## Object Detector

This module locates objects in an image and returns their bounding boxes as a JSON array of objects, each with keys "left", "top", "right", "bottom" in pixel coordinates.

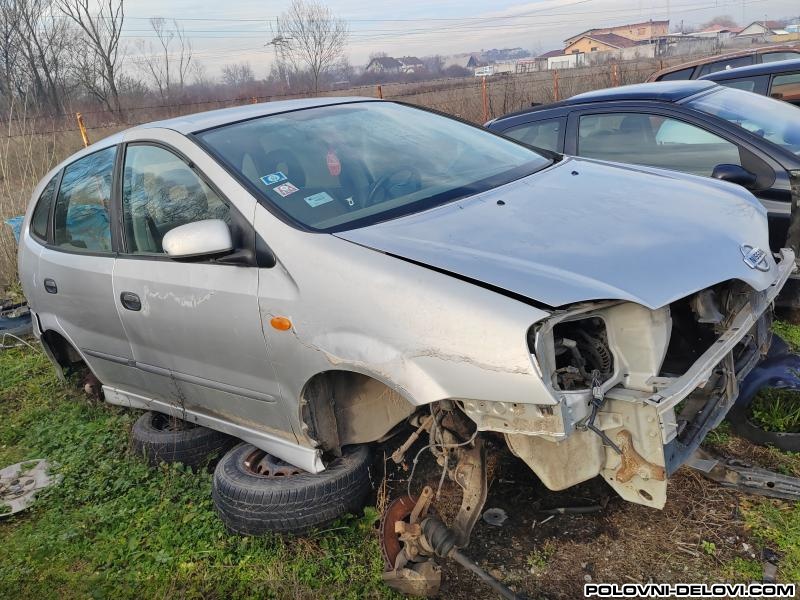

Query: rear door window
[
  {"left": 697, "top": 55, "right": 754, "bottom": 76},
  {"left": 502, "top": 118, "right": 564, "bottom": 152},
  {"left": 770, "top": 72, "right": 800, "bottom": 104},
  {"left": 30, "top": 174, "right": 59, "bottom": 243},
  {"left": 717, "top": 75, "right": 769, "bottom": 94},
  {"left": 52, "top": 147, "right": 115, "bottom": 253},
  {"left": 656, "top": 67, "right": 695, "bottom": 81},
  {"left": 762, "top": 52, "right": 800, "bottom": 63}
]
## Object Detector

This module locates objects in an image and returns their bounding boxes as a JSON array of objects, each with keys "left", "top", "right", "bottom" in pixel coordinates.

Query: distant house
[
  {"left": 736, "top": 21, "right": 789, "bottom": 37},
  {"left": 364, "top": 56, "right": 426, "bottom": 75},
  {"left": 537, "top": 49, "right": 566, "bottom": 59},
  {"left": 564, "top": 19, "right": 669, "bottom": 47},
  {"left": 565, "top": 33, "right": 639, "bottom": 55},
  {"left": 443, "top": 53, "right": 484, "bottom": 70},
  {"left": 397, "top": 56, "right": 425, "bottom": 73},
  {"left": 365, "top": 56, "right": 403, "bottom": 74}
]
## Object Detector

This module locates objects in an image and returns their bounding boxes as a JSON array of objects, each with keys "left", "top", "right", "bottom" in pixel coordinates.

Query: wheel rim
[
  {"left": 151, "top": 412, "right": 195, "bottom": 432},
  {"left": 242, "top": 448, "right": 304, "bottom": 477}
]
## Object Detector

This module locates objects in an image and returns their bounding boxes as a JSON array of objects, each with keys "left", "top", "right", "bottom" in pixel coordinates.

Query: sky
[{"left": 122, "top": 0, "right": 800, "bottom": 76}]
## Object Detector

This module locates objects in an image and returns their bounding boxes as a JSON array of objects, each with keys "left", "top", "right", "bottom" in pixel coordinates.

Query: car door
[
  {"left": 33, "top": 145, "right": 147, "bottom": 394},
  {"left": 111, "top": 135, "right": 294, "bottom": 438},
  {"left": 566, "top": 106, "right": 790, "bottom": 250}
]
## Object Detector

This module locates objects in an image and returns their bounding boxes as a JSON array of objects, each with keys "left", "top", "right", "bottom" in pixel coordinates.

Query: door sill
[{"left": 102, "top": 386, "right": 324, "bottom": 473}]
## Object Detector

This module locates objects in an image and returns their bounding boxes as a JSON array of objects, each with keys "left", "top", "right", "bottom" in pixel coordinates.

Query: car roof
[
  {"left": 136, "top": 96, "right": 377, "bottom": 134},
  {"left": 699, "top": 57, "right": 800, "bottom": 80},
  {"left": 566, "top": 80, "right": 716, "bottom": 103},
  {"left": 49, "top": 97, "right": 380, "bottom": 175},
  {"left": 487, "top": 81, "right": 717, "bottom": 125},
  {"left": 647, "top": 45, "right": 800, "bottom": 80}
]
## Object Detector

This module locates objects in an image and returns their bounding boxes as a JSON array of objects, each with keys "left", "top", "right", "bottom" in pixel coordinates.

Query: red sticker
[{"left": 326, "top": 149, "right": 341, "bottom": 177}]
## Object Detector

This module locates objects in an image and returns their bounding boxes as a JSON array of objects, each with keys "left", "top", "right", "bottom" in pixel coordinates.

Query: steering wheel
[{"left": 366, "top": 166, "right": 422, "bottom": 207}]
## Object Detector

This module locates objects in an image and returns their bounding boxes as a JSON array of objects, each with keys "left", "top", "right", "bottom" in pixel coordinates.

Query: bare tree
[
  {"left": 273, "top": 0, "right": 349, "bottom": 93},
  {"left": 221, "top": 62, "right": 255, "bottom": 88},
  {"left": 56, "top": 0, "right": 124, "bottom": 115},
  {"left": 135, "top": 17, "right": 192, "bottom": 101},
  {"left": 11, "top": 0, "right": 73, "bottom": 112}
]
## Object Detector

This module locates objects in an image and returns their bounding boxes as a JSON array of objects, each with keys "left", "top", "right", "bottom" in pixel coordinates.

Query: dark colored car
[
  {"left": 486, "top": 81, "right": 800, "bottom": 252},
  {"left": 647, "top": 46, "right": 800, "bottom": 81},
  {"left": 699, "top": 58, "right": 800, "bottom": 105}
]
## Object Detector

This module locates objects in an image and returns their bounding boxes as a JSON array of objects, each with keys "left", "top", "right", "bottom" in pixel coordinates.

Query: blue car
[{"left": 486, "top": 80, "right": 800, "bottom": 253}]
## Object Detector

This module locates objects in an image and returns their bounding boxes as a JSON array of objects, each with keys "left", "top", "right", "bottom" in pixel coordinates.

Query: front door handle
[
  {"left": 120, "top": 291, "right": 142, "bottom": 311},
  {"left": 43, "top": 278, "right": 57, "bottom": 294}
]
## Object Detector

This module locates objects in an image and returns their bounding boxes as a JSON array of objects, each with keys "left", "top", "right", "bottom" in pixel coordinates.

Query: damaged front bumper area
[{"left": 461, "top": 249, "right": 795, "bottom": 509}]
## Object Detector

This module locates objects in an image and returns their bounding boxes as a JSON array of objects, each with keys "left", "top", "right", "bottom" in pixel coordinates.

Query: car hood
[{"left": 335, "top": 157, "right": 779, "bottom": 309}]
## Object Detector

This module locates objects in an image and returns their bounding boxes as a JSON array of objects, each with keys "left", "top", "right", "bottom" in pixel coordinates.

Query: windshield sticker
[
  {"left": 326, "top": 149, "right": 341, "bottom": 176},
  {"left": 274, "top": 182, "right": 299, "bottom": 197},
  {"left": 304, "top": 192, "right": 335, "bottom": 207},
  {"left": 260, "top": 171, "right": 287, "bottom": 186}
]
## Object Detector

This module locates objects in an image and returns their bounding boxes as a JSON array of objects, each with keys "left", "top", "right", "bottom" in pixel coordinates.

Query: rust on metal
[
  {"left": 614, "top": 429, "right": 666, "bottom": 484},
  {"left": 380, "top": 494, "right": 417, "bottom": 568}
]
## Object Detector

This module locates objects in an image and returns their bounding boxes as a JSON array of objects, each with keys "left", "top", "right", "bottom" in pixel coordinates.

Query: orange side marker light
[{"left": 270, "top": 316, "right": 293, "bottom": 331}]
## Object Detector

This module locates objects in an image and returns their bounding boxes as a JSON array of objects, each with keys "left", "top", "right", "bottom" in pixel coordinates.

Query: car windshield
[
  {"left": 195, "top": 101, "right": 551, "bottom": 231},
  {"left": 686, "top": 86, "right": 800, "bottom": 155}
]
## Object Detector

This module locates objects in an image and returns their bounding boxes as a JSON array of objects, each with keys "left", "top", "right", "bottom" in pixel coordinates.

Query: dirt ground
[{"left": 379, "top": 433, "right": 778, "bottom": 600}]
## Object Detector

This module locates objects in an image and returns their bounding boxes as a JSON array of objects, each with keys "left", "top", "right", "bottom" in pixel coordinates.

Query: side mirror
[
  {"left": 162, "top": 219, "right": 233, "bottom": 259},
  {"left": 711, "top": 164, "right": 758, "bottom": 188}
]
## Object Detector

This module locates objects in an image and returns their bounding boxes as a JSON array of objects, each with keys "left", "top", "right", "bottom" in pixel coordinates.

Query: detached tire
[
  {"left": 131, "top": 411, "right": 235, "bottom": 469},
  {"left": 212, "top": 443, "right": 372, "bottom": 535}
]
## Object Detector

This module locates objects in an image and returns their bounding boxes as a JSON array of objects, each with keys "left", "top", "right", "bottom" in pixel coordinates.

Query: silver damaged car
[{"left": 17, "top": 98, "right": 794, "bottom": 579}]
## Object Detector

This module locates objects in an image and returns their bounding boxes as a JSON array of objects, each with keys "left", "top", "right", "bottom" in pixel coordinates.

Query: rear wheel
[
  {"left": 131, "top": 411, "right": 235, "bottom": 469},
  {"left": 212, "top": 443, "right": 372, "bottom": 535}
]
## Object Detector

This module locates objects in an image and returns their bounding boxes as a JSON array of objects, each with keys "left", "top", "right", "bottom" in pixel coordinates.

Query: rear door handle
[
  {"left": 120, "top": 291, "right": 142, "bottom": 311},
  {"left": 43, "top": 278, "right": 57, "bottom": 294}
]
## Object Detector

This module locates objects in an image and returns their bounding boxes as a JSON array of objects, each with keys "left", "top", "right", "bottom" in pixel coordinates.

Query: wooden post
[
  {"left": 611, "top": 63, "right": 620, "bottom": 87},
  {"left": 552, "top": 70, "right": 560, "bottom": 102},
  {"left": 76, "top": 113, "right": 89, "bottom": 148},
  {"left": 376, "top": 84, "right": 383, "bottom": 99},
  {"left": 482, "top": 76, "right": 488, "bottom": 122}
]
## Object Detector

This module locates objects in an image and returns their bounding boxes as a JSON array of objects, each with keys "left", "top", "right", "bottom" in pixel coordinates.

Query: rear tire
[
  {"left": 131, "top": 411, "right": 235, "bottom": 469},
  {"left": 212, "top": 443, "right": 372, "bottom": 535}
]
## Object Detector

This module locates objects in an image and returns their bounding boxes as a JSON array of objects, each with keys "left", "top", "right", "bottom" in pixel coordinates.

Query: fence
[{"left": 0, "top": 53, "right": 703, "bottom": 286}]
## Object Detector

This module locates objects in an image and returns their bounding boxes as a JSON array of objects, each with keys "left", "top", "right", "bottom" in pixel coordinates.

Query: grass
[{"left": 0, "top": 347, "right": 391, "bottom": 599}]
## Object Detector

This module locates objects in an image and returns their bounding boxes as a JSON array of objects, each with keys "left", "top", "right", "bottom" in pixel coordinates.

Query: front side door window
[
  {"left": 122, "top": 144, "right": 230, "bottom": 254},
  {"left": 577, "top": 112, "right": 742, "bottom": 177},
  {"left": 52, "top": 146, "right": 116, "bottom": 253}
]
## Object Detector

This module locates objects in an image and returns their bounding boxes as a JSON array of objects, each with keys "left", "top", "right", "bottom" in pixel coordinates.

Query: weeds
[{"left": 0, "top": 347, "right": 390, "bottom": 599}]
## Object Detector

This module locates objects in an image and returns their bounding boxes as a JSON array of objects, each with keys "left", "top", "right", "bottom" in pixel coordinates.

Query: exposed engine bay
[{"left": 380, "top": 250, "right": 794, "bottom": 597}]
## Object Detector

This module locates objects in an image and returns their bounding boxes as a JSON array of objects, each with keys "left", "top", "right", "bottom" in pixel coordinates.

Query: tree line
[{"left": 0, "top": 0, "right": 355, "bottom": 119}]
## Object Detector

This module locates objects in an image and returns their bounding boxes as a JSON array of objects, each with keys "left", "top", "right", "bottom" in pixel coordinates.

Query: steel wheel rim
[{"left": 242, "top": 448, "right": 304, "bottom": 478}]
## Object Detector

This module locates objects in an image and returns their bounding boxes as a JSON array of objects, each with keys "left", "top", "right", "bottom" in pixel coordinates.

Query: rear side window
[
  {"left": 717, "top": 75, "right": 769, "bottom": 94},
  {"left": 30, "top": 175, "right": 58, "bottom": 242},
  {"left": 762, "top": 52, "right": 800, "bottom": 63},
  {"left": 53, "top": 146, "right": 116, "bottom": 253},
  {"left": 657, "top": 67, "right": 695, "bottom": 81},
  {"left": 502, "top": 119, "right": 563, "bottom": 153},
  {"left": 697, "top": 55, "right": 753, "bottom": 77}
]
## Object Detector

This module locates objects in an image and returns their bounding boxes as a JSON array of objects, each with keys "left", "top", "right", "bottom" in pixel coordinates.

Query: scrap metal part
[
  {"left": 0, "top": 459, "right": 59, "bottom": 517},
  {"left": 688, "top": 448, "right": 800, "bottom": 501}
]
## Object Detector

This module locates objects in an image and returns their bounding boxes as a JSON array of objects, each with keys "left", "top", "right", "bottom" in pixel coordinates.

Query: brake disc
[
  {"left": 379, "top": 494, "right": 417, "bottom": 568},
  {"left": 0, "top": 460, "right": 59, "bottom": 517}
]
